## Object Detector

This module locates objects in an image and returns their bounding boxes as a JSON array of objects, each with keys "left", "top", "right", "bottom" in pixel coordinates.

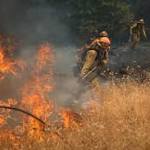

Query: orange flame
[
  {"left": 20, "top": 43, "right": 55, "bottom": 139},
  {"left": 0, "top": 99, "right": 17, "bottom": 126},
  {"left": 60, "top": 108, "right": 82, "bottom": 128},
  {"left": 0, "top": 115, "right": 5, "bottom": 125},
  {"left": 0, "top": 47, "right": 25, "bottom": 80},
  {"left": 0, "top": 41, "right": 83, "bottom": 144}
]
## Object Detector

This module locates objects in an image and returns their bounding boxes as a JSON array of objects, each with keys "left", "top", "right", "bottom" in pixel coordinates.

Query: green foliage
[
  {"left": 134, "top": 0, "right": 150, "bottom": 24},
  {"left": 44, "top": 0, "right": 150, "bottom": 42},
  {"left": 62, "top": 0, "right": 132, "bottom": 40}
]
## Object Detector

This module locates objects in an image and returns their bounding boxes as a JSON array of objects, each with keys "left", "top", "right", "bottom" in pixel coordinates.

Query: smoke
[
  {"left": 0, "top": 0, "right": 86, "bottom": 110},
  {"left": 0, "top": 0, "right": 72, "bottom": 45},
  {"left": 0, "top": 0, "right": 113, "bottom": 112},
  {"left": 0, "top": 0, "right": 77, "bottom": 74}
]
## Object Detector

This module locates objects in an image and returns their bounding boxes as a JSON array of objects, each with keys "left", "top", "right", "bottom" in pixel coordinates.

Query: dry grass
[{"left": 0, "top": 81, "right": 150, "bottom": 150}]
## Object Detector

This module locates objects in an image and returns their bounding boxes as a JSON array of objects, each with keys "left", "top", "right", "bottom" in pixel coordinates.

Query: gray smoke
[
  {"left": 0, "top": 0, "right": 90, "bottom": 111},
  {"left": 0, "top": 0, "right": 76, "bottom": 72},
  {"left": 0, "top": 0, "right": 72, "bottom": 45}
]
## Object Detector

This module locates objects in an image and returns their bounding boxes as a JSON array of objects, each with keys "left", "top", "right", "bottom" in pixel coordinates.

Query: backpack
[
  {"left": 73, "top": 45, "right": 89, "bottom": 77},
  {"left": 73, "top": 42, "right": 101, "bottom": 77},
  {"left": 73, "top": 37, "right": 110, "bottom": 77}
]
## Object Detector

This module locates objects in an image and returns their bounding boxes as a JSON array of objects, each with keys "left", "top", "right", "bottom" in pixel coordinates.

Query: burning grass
[
  {"left": 0, "top": 82, "right": 150, "bottom": 150},
  {"left": 0, "top": 38, "right": 150, "bottom": 149},
  {"left": 0, "top": 35, "right": 25, "bottom": 80}
]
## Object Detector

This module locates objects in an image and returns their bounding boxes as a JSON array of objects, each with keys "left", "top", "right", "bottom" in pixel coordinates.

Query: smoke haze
[
  {"left": 0, "top": 0, "right": 72, "bottom": 45},
  {"left": 0, "top": 0, "right": 83, "bottom": 109}
]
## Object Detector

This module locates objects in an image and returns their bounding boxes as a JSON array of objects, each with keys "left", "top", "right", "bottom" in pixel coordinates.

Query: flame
[
  {"left": 0, "top": 41, "right": 83, "bottom": 144},
  {"left": 0, "top": 99, "right": 17, "bottom": 126},
  {"left": 20, "top": 43, "right": 54, "bottom": 139},
  {"left": 0, "top": 47, "right": 25, "bottom": 80},
  {"left": 0, "top": 47, "right": 16, "bottom": 75},
  {"left": 0, "top": 36, "right": 149, "bottom": 149},
  {"left": 0, "top": 42, "right": 56, "bottom": 142},
  {"left": 0, "top": 129, "right": 21, "bottom": 149},
  {"left": 0, "top": 115, "right": 5, "bottom": 125},
  {"left": 60, "top": 108, "right": 82, "bottom": 128}
]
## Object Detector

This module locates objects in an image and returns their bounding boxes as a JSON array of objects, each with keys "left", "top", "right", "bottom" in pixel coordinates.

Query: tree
[{"left": 61, "top": 0, "right": 132, "bottom": 42}]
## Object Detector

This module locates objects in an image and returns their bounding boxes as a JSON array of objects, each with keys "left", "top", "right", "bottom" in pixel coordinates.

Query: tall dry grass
[{"left": 0, "top": 81, "right": 150, "bottom": 150}]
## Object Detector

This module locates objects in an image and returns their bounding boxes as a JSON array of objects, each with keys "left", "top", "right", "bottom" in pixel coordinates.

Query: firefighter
[
  {"left": 79, "top": 31, "right": 111, "bottom": 93},
  {"left": 129, "top": 18, "right": 147, "bottom": 49}
]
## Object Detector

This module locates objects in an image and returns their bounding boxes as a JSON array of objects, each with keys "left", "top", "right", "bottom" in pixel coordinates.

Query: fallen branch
[{"left": 0, "top": 105, "right": 46, "bottom": 125}]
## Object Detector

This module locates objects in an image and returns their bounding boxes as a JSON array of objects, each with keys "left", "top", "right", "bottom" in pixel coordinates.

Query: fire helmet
[
  {"left": 99, "top": 31, "right": 108, "bottom": 37},
  {"left": 138, "top": 19, "right": 144, "bottom": 24},
  {"left": 99, "top": 37, "right": 111, "bottom": 45},
  {"left": 99, "top": 37, "right": 111, "bottom": 48}
]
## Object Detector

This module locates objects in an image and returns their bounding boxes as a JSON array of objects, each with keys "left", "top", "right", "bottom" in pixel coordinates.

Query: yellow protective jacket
[{"left": 80, "top": 37, "right": 110, "bottom": 78}]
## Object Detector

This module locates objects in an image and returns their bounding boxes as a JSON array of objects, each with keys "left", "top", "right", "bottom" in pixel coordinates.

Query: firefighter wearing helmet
[
  {"left": 78, "top": 30, "right": 111, "bottom": 92},
  {"left": 129, "top": 18, "right": 147, "bottom": 49}
]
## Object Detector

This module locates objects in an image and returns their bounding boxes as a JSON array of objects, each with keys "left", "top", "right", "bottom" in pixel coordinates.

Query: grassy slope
[{"left": 0, "top": 81, "right": 150, "bottom": 150}]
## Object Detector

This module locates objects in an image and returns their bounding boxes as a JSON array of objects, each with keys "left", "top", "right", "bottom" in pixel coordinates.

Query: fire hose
[{"left": 0, "top": 105, "right": 46, "bottom": 126}]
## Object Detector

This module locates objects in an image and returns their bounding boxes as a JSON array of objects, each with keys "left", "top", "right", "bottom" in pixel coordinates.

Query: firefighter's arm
[
  {"left": 130, "top": 24, "right": 136, "bottom": 34},
  {"left": 142, "top": 26, "right": 147, "bottom": 39},
  {"left": 107, "top": 46, "right": 110, "bottom": 52},
  {"left": 87, "top": 39, "right": 99, "bottom": 49},
  {"left": 129, "top": 29, "right": 132, "bottom": 42},
  {"left": 130, "top": 26, "right": 133, "bottom": 36},
  {"left": 129, "top": 23, "right": 136, "bottom": 41},
  {"left": 80, "top": 50, "right": 97, "bottom": 77}
]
